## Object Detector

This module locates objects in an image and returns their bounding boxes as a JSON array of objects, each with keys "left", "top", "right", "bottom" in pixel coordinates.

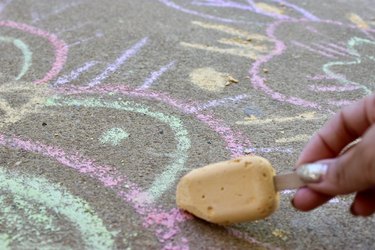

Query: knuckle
[
  {"left": 355, "top": 141, "right": 375, "bottom": 186},
  {"left": 329, "top": 159, "right": 348, "bottom": 191},
  {"left": 364, "top": 94, "right": 375, "bottom": 124}
]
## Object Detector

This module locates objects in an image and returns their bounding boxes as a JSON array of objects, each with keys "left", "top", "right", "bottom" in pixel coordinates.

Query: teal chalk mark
[
  {"left": 46, "top": 96, "right": 191, "bottom": 202},
  {"left": 0, "top": 233, "right": 10, "bottom": 250},
  {"left": 0, "top": 194, "right": 59, "bottom": 249},
  {"left": 0, "top": 167, "right": 114, "bottom": 249},
  {"left": 323, "top": 37, "right": 375, "bottom": 95},
  {"left": 100, "top": 128, "right": 129, "bottom": 146},
  {"left": 0, "top": 36, "right": 32, "bottom": 80}
]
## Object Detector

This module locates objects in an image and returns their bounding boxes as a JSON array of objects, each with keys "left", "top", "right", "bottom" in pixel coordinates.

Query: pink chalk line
[
  {"left": 0, "top": 133, "right": 190, "bottom": 249},
  {"left": 0, "top": 133, "right": 275, "bottom": 249},
  {"left": 308, "top": 84, "right": 361, "bottom": 92},
  {"left": 249, "top": 18, "right": 375, "bottom": 110},
  {"left": 55, "top": 85, "right": 253, "bottom": 157},
  {"left": 190, "top": 94, "right": 249, "bottom": 112},
  {"left": 137, "top": 61, "right": 176, "bottom": 90},
  {"left": 291, "top": 40, "right": 337, "bottom": 59},
  {"left": 88, "top": 37, "right": 148, "bottom": 87},
  {"left": 307, "top": 74, "right": 340, "bottom": 81},
  {"left": 250, "top": 20, "right": 322, "bottom": 110},
  {"left": 326, "top": 43, "right": 356, "bottom": 56},
  {"left": 326, "top": 99, "right": 355, "bottom": 107},
  {"left": 0, "top": 21, "right": 68, "bottom": 84},
  {"left": 312, "top": 43, "right": 351, "bottom": 57}
]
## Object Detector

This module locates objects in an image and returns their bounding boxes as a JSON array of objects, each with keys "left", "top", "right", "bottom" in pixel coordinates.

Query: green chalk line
[
  {"left": 0, "top": 233, "right": 10, "bottom": 250},
  {"left": 100, "top": 128, "right": 129, "bottom": 146},
  {"left": 46, "top": 96, "right": 191, "bottom": 202},
  {"left": 0, "top": 167, "right": 114, "bottom": 249},
  {"left": 0, "top": 36, "right": 32, "bottom": 80},
  {"left": 323, "top": 37, "right": 375, "bottom": 95}
]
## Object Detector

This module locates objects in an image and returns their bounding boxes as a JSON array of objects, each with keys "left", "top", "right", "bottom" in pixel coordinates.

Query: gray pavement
[{"left": 0, "top": 0, "right": 375, "bottom": 249}]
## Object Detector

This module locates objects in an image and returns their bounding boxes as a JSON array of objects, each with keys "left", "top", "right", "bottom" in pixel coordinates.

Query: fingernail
[{"left": 296, "top": 163, "right": 328, "bottom": 183}]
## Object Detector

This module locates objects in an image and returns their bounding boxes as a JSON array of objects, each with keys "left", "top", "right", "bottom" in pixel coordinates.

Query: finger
[
  {"left": 300, "top": 125, "right": 375, "bottom": 196},
  {"left": 350, "top": 187, "right": 375, "bottom": 217},
  {"left": 296, "top": 94, "right": 375, "bottom": 166},
  {"left": 292, "top": 187, "right": 332, "bottom": 211}
]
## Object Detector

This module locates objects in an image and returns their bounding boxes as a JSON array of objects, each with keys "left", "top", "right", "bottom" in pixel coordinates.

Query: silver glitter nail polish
[{"left": 296, "top": 163, "right": 328, "bottom": 183}]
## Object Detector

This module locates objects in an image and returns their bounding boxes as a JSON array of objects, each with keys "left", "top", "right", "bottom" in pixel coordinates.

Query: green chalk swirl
[
  {"left": 323, "top": 37, "right": 375, "bottom": 95},
  {"left": 100, "top": 128, "right": 129, "bottom": 146},
  {"left": 0, "top": 167, "right": 114, "bottom": 249},
  {"left": 46, "top": 96, "right": 191, "bottom": 202},
  {"left": 0, "top": 36, "right": 32, "bottom": 80}
]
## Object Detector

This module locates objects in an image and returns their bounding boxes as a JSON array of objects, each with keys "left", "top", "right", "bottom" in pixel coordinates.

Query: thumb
[{"left": 297, "top": 128, "right": 375, "bottom": 196}]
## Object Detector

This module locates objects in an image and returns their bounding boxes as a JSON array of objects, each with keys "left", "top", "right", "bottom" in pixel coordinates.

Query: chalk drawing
[
  {"left": 236, "top": 112, "right": 324, "bottom": 125},
  {"left": 0, "top": 134, "right": 190, "bottom": 249},
  {"left": 254, "top": 2, "right": 285, "bottom": 16},
  {"left": 0, "top": 36, "right": 32, "bottom": 80},
  {"left": 68, "top": 32, "right": 104, "bottom": 47},
  {"left": 192, "top": 94, "right": 249, "bottom": 112},
  {"left": 56, "top": 21, "right": 92, "bottom": 35},
  {"left": 181, "top": 21, "right": 272, "bottom": 60},
  {"left": 137, "top": 61, "right": 176, "bottom": 90},
  {"left": 0, "top": 21, "right": 68, "bottom": 84},
  {"left": 312, "top": 43, "right": 352, "bottom": 58},
  {"left": 100, "top": 128, "right": 129, "bottom": 146},
  {"left": 0, "top": 83, "right": 48, "bottom": 129},
  {"left": 323, "top": 37, "right": 375, "bottom": 95},
  {"left": 53, "top": 61, "right": 99, "bottom": 86},
  {"left": 158, "top": 0, "right": 256, "bottom": 24},
  {"left": 88, "top": 37, "right": 148, "bottom": 87},
  {"left": 0, "top": 0, "right": 12, "bottom": 14},
  {"left": 326, "top": 99, "right": 355, "bottom": 107},
  {"left": 159, "top": 0, "right": 319, "bottom": 23},
  {"left": 244, "top": 146, "right": 293, "bottom": 154},
  {"left": 0, "top": 233, "right": 10, "bottom": 250},
  {"left": 32, "top": 1, "right": 84, "bottom": 23},
  {"left": 249, "top": 19, "right": 375, "bottom": 110},
  {"left": 2, "top": 1, "right": 371, "bottom": 248},
  {"left": 46, "top": 96, "right": 191, "bottom": 202},
  {"left": 0, "top": 167, "right": 114, "bottom": 249},
  {"left": 189, "top": 67, "right": 230, "bottom": 92},
  {"left": 347, "top": 13, "right": 370, "bottom": 30},
  {"left": 227, "top": 228, "right": 278, "bottom": 249},
  {"left": 308, "top": 84, "right": 361, "bottom": 93},
  {"left": 275, "top": 134, "right": 311, "bottom": 144},
  {"left": 54, "top": 85, "right": 254, "bottom": 156},
  {"left": 292, "top": 40, "right": 338, "bottom": 59}
]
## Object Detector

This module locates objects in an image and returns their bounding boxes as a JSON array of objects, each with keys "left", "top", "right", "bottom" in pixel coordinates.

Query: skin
[{"left": 292, "top": 93, "right": 375, "bottom": 216}]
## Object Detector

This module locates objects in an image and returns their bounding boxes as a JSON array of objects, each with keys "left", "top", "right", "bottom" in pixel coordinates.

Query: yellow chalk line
[
  {"left": 236, "top": 112, "right": 325, "bottom": 125},
  {"left": 275, "top": 134, "right": 311, "bottom": 144},
  {"left": 347, "top": 13, "right": 369, "bottom": 29},
  {"left": 0, "top": 83, "right": 47, "bottom": 129},
  {"left": 180, "top": 42, "right": 260, "bottom": 59}
]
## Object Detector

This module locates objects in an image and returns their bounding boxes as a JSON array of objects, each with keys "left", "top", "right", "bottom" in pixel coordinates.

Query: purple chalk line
[
  {"left": 53, "top": 61, "right": 99, "bottom": 86},
  {"left": 137, "top": 61, "right": 176, "bottom": 90},
  {"left": 88, "top": 37, "right": 148, "bottom": 87}
]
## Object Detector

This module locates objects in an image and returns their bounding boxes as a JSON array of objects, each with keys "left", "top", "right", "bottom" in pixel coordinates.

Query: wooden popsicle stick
[
  {"left": 274, "top": 138, "right": 362, "bottom": 191},
  {"left": 274, "top": 172, "right": 305, "bottom": 191}
]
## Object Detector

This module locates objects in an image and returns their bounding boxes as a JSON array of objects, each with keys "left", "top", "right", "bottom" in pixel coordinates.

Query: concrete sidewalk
[{"left": 0, "top": 0, "right": 374, "bottom": 249}]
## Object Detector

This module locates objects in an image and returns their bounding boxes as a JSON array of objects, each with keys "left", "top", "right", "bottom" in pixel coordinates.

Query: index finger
[{"left": 296, "top": 94, "right": 375, "bottom": 165}]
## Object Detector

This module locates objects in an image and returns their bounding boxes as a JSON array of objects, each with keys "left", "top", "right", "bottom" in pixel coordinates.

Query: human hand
[{"left": 292, "top": 93, "right": 375, "bottom": 216}]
